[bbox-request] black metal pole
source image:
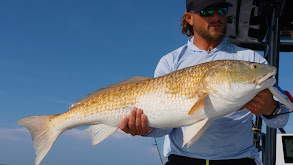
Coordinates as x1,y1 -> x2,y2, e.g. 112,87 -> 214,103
263,9 -> 277,164
262,0 -> 287,164
263,0 -> 283,163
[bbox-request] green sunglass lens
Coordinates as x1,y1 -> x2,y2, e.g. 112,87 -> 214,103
218,8 -> 228,15
200,7 -> 228,17
200,9 -> 214,17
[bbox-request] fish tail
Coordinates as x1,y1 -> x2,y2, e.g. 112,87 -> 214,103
17,114 -> 60,165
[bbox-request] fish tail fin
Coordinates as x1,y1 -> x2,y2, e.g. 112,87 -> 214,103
17,114 -> 60,165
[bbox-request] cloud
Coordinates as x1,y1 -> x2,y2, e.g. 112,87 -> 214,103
0,127 -> 167,165
109,129 -> 132,139
64,127 -> 131,140
63,129 -> 91,139
0,127 -> 132,142
0,128 -> 29,141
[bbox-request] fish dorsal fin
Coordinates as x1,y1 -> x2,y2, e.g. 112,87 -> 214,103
183,118 -> 212,148
102,76 -> 152,90
188,93 -> 208,116
69,76 -> 152,110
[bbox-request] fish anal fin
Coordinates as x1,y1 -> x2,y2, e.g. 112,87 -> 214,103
188,93 -> 208,116
183,118 -> 212,148
88,124 -> 118,145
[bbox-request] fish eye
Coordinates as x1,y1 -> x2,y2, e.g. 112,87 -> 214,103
251,64 -> 259,69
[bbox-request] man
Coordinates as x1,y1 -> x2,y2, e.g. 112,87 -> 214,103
119,0 -> 289,164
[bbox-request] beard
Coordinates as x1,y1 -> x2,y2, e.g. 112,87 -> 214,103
194,20 -> 227,42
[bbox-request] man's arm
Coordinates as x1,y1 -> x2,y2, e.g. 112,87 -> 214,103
245,89 -> 289,128
244,89 -> 277,116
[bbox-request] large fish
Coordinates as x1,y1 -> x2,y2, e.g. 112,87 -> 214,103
17,60 -> 276,165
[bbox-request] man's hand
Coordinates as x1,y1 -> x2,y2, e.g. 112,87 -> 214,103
119,107 -> 153,136
244,89 -> 278,115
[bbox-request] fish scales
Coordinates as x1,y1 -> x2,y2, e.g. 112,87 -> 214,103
17,60 -> 277,165
55,66 -> 205,129
43,67 -> 200,141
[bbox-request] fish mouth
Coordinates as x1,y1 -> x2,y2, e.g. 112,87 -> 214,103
255,71 -> 276,85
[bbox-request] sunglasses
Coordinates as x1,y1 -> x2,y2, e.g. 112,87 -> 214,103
199,7 -> 228,17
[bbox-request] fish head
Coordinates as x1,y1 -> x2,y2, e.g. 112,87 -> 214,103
202,60 -> 277,102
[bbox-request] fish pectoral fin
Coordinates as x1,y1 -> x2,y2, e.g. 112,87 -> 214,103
269,86 -> 293,110
188,93 -> 208,116
182,118 -> 212,148
88,124 -> 118,145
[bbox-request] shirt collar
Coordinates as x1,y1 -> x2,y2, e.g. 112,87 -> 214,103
187,36 -> 228,53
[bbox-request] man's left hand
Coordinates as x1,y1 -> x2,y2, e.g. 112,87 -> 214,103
244,89 -> 278,115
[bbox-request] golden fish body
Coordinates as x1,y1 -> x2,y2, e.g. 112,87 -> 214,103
17,60 -> 277,165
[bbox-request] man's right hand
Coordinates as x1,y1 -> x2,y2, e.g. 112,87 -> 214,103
119,107 -> 153,136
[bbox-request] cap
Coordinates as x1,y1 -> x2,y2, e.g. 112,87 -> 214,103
186,0 -> 232,12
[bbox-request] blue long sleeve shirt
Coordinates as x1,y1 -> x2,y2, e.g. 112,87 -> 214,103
145,36 -> 289,161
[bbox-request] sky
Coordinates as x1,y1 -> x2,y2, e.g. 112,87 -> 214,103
0,0 -> 292,165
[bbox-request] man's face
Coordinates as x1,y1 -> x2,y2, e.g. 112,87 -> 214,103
186,7 -> 227,41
